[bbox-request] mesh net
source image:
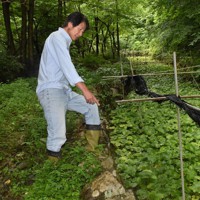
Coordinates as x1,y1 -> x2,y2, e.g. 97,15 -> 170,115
122,75 -> 200,126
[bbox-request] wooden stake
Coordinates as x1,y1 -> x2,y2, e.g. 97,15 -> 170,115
174,52 -> 185,200
102,71 -> 200,79
116,95 -> 200,103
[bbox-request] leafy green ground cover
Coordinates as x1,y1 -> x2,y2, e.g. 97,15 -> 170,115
0,78 -> 102,200
109,63 -> 200,199
1,58 -> 200,200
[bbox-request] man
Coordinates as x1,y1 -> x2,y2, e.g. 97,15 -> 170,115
36,12 -> 101,160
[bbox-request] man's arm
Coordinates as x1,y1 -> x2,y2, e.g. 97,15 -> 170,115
76,82 -> 100,106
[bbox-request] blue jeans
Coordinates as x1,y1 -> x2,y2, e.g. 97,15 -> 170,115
37,88 -> 101,152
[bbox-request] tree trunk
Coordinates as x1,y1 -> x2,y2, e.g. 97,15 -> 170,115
27,0 -> 35,75
115,0 -> 120,59
58,0 -> 63,26
116,19 -> 120,58
20,0 -> 27,65
111,31 -> 115,59
95,17 -> 99,55
1,0 -> 16,55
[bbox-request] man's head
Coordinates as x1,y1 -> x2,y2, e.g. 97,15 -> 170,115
63,12 -> 89,41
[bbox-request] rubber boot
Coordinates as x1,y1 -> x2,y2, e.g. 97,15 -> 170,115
47,150 -> 61,163
48,156 -> 59,163
85,130 -> 101,151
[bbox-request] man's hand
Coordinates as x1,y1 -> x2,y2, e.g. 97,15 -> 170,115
82,90 -> 100,106
75,82 -> 100,106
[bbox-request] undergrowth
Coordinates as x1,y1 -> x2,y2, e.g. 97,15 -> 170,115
109,63 -> 200,199
1,58 -> 200,200
0,78 -> 102,200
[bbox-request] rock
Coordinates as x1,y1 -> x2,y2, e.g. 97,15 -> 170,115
81,171 -> 136,200
101,156 -> 114,170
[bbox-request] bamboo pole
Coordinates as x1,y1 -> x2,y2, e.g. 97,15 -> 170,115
173,52 -> 185,200
120,53 -> 125,98
102,71 -> 200,79
116,95 -> 200,103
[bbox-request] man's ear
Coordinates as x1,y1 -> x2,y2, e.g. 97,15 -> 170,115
68,22 -> 73,29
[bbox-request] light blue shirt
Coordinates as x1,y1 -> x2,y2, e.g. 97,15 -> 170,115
36,27 -> 84,94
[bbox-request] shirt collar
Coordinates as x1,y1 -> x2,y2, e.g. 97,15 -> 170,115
58,27 -> 72,43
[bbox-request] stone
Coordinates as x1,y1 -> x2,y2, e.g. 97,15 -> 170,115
101,156 -> 114,170
81,171 -> 136,200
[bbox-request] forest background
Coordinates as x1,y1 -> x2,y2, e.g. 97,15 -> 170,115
1,0 -> 200,200
1,0 -> 200,80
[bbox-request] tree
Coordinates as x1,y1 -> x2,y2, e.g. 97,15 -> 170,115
148,0 -> 200,57
20,0 -> 27,65
27,0 -> 35,75
2,0 -> 200,76
1,0 -> 16,55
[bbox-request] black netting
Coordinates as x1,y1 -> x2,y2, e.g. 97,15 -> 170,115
122,75 -> 200,126
166,95 -> 200,125
121,75 -> 148,95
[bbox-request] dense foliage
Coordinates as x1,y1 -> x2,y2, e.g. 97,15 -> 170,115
0,52 -> 24,83
0,78 -> 102,200
109,62 -> 200,199
0,55 -> 200,199
148,0 -> 200,57
1,0 -> 200,80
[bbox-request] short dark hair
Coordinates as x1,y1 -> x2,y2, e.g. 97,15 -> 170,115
62,12 -> 89,30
